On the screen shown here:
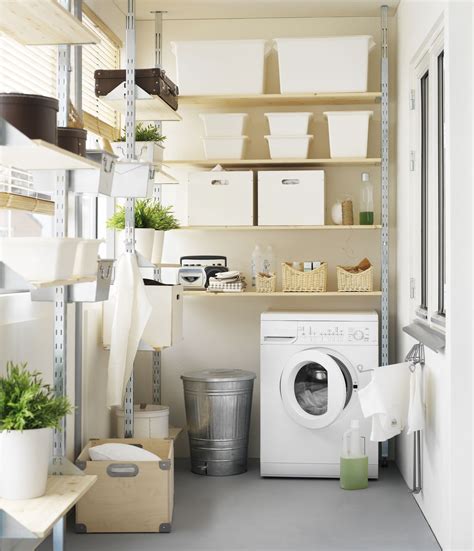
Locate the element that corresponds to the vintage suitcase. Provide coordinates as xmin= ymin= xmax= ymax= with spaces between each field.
xmin=94 ymin=68 xmax=179 ymax=110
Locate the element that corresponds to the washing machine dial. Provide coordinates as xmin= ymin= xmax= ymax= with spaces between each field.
xmin=353 ymin=329 xmax=365 ymax=341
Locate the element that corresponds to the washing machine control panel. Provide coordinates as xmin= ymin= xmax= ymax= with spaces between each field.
xmin=296 ymin=322 xmax=377 ymax=345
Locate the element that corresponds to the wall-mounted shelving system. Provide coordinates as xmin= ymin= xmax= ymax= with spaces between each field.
xmin=164 ymin=158 xmax=381 ymax=167
xmin=184 ymin=291 xmax=383 ymax=298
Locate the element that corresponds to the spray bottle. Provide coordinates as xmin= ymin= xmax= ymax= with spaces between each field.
xmin=340 ymin=420 xmax=369 ymax=490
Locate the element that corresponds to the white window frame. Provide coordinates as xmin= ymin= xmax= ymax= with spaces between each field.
xmin=409 ymin=27 xmax=446 ymax=331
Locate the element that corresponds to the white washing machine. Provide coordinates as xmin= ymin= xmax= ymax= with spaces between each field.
xmin=260 ymin=310 xmax=379 ymax=478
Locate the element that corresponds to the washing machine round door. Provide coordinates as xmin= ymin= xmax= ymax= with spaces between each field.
xmin=280 ymin=349 xmax=347 ymax=429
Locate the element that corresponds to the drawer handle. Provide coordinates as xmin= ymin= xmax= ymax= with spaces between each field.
xmin=107 ymin=463 xmax=139 ymax=477
xmin=211 ymin=179 xmax=229 ymax=186
xmin=281 ymin=179 xmax=300 ymax=185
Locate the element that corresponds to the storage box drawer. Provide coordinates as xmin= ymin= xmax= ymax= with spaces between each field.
xmin=103 ymin=284 xmax=183 ymax=349
xmin=75 ymin=438 xmax=174 ymax=533
xmin=188 ymin=171 xmax=254 ymax=226
xmin=258 ymin=170 xmax=325 ymax=226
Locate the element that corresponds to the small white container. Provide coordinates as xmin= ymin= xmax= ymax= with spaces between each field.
xmin=0 ymin=237 xmax=79 ymax=283
xmin=171 ymin=39 xmax=269 ymax=95
xmin=111 ymin=142 xmax=164 ymax=164
xmin=73 ymin=239 xmax=102 ymax=278
xmin=265 ymin=135 xmax=313 ymax=159
xmin=151 ymin=230 xmax=165 ymax=265
xmin=114 ymin=405 xmax=169 ymax=439
xmin=324 ymin=111 xmax=373 ymax=158
xmin=202 ymin=136 xmax=248 ymax=160
xmin=265 ymin=112 xmax=313 ymax=136
xmin=111 ymin=162 xmax=155 ymax=198
xmin=199 ymin=113 xmax=248 ymax=137
xmin=188 ymin=171 xmax=253 ymax=226
xmin=274 ymin=35 xmax=375 ymax=93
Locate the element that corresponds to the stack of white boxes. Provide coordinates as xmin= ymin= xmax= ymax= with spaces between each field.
xmin=264 ymin=112 xmax=313 ymax=159
xmin=199 ymin=113 xmax=248 ymax=159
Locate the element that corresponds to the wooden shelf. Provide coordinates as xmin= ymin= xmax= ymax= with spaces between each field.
xmin=0 ymin=0 xmax=99 ymax=45
xmin=30 ymin=275 xmax=96 ymax=289
xmin=184 ymin=291 xmax=382 ymax=297
xmin=0 ymin=475 xmax=97 ymax=538
xmin=164 ymin=158 xmax=381 ymax=168
xmin=0 ymin=140 xmax=101 ymax=171
xmin=177 ymin=225 xmax=382 ymax=231
xmin=179 ymin=92 xmax=382 ymax=108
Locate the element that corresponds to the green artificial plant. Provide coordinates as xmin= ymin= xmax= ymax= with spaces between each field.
xmin=117 ymin=122 xmax=166 ymax=144
xmin=0 ymin=362 xmax=73 ymax=431
xmin=106 ymin=199 xmax=180 ymax=231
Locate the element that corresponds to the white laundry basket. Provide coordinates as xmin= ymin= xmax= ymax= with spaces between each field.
xmin=114 ymin=405 xmax=169 ymax=439
xmin=324 ymin=111 xmax=373 ymax=158
xmin=171 ymin=39 xmax=269 ymax=95
xmin=274 ymin=36 xmax=375 ymax=93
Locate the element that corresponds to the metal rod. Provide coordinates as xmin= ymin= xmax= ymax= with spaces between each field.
xmin=52 ymin=517 xmax=65 ymax=551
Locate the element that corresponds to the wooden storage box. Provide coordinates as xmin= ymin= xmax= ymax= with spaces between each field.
xmin=75 ymin=438 xmax=174 ymax=533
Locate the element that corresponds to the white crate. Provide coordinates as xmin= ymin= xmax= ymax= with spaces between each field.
xmin=202 ymin=136 xmax=248 ymax=159
xmin=274 ymin=35 xmax=375 ymax=93
xmin=111 ymin=162 xmax=154 ymax=198
xmin=265 ymin=135 xmax=312 ymax=159
xmin=188 ymin=171 xmax=254 ymax=226
xmin=171 ymin=39 xmax=269 ymax=95
xmin=324 ymin=111 xmax=373 ymax=158
xmin=258 ymin=170 xmax=325 ymax=226
xmin=265 ymin=112 xmax=313 ymax=136
xmin=199 ymin=113 xmax=248 ymax=137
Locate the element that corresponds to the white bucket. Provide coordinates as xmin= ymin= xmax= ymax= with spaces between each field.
xmin=265 ymin=135 xmax=313 ymax=159
xmin=199 ymin=113 xmax=248 ymax=137
xmin=115 ymin=405 xmax=169 ymax=439
xmin=0 ymin=428 xmax=52 ymax=500
xmin=324 ymin=111 xmax=373 ymax=158
xmin=202 ymin=136 xmax=248 ymax=160
xmin=134 ymin=228 xmax=155 ymax=261
xmin=265 ymin=112 xmax=313 ymax=136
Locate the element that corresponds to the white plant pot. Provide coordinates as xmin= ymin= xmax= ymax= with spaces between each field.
xmin=111 ymin=141 xmax=164 ymax=164
xmin=0 ymin=428 xmax=52 ymax=500
xmin=134 ymin=228 xmax=156 ymax=261
xmin=151 ymin=231 xmax=165 ymax=265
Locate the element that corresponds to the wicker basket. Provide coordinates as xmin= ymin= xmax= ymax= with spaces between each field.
xmin=256 ymin=272 xmax=276 ymax=293
xmin=282 ymin=262 xmax=327 ymax=293
xmin=337 ymin=265 xmax=374 ymax=292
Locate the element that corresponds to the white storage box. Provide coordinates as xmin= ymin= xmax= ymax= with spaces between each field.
xmin=258 ymin=170 xmax=325 ymax=225
xmin=324 ymin=111 xmax=373 ymax=158
xmin=171 ymin=39 xmax=269 ymax=95
xmin=265 ymin=135 xmax=312 ymax=159
xmin=111 ymin=141 xmax=164 ymax=164
xmin=114 ymin=405 xmax=169 ymax=439
xmin=202 ymin=136 xmax=248 ymax=160
xmin=274 ymin=36 xmax=375 ymax=93
xmin=0 ymin=237 xmax=79 ymax=283
xmin=73 ymin=239 xmax=102 ymax=278
xmin=103 ymin=284 xmax=183 ymax=349
xmin=70 ymin=150 xmax=116 ymax=196
xmin=188 ymin=171 xmax=253 ymax=226
xmin=265 ymin=112 xmax=313 ymax=135
xmin=111 ymin=162 xmax=155 ymax=198
xmin=199 ymin=113 xmax=248 ymax=137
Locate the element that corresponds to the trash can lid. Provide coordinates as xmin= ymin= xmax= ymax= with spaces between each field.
xmin=181 ymin=369 xmax=256 ymax=382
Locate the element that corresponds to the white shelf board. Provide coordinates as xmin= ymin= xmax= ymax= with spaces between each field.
xmin=176 ymin=225 xmax=382 ymax=231
xmin=164 ymin=158 xmax=381 ymax=168
xmin=184 ymin=291 xmax=382 ymax=298
xmin=0 ymin=140 xmax=101 ymax=171
xmin=0 ymin=0 xmax=99 ymax=45
xmin=101 ymin=84 xmax=182 ymax=122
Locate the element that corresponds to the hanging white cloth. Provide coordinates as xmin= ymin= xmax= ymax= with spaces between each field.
xmin=407 ymin=363 xmax=424 ymax=435
xmin=358 ymin=362 xmax=411 ymax=441
xmin=107 ymin=253 xmax=152 ymax=407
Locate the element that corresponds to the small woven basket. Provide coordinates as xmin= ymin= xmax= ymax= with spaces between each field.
xmin=337 ymin=265 xmax=374 ymax=292
xmin=256 ymin=272 xmax=276 ymax=293
xmin=282 ymin=262 xmax=328 ymax=293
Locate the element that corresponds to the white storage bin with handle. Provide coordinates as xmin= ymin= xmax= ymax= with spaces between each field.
xmin=274 ymin=36 xmax=375 ymax=93
xmin=202 ymin=136 xmax=248 ymax=160
xmin=265 ymin=135 xmax=312 ymax=159
xmin=200 ymin=113 xmax=248 ymax=137
xmin=324 ymin=111 xmax=373 ymax=158
xmin=188 ymin=170 xmax=253 ymax=226
xmin=265 ymin=112 xmax=313 ymax=136
xmin=171 ymin=39 xmax=269 ymax=95
xmin=258 ymin=170 xmax=325 ymax=226
xmin=114 ymin=405 xmax=169 ymax=439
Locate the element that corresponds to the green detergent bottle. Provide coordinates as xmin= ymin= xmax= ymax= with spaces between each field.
xmin=340 ymin=420 xmax=368 ymax=490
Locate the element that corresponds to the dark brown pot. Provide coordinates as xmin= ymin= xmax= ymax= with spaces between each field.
xmin=0 ymin=93 xmax=59 ymax=144
xmin=57 ymin=127 xmax=87 ymax=157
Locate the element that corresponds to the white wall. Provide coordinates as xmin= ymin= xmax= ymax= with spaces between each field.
xmin=395 ymin=1 xmax=473 ymax=549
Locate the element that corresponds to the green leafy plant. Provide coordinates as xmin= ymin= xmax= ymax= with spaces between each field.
xmin=0 ymin=362 xmax=73 ymax=431
xmin=106 ymin=199 xmax=180 ymax=231
xmin=117 ymin=122 xmax=166 ymax=144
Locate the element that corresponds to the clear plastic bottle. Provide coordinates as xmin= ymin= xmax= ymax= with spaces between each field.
xmin=262 ymin=245 xmax=275 ymax=275
xmin=359 ymin=172 xmax=374 ymax=225
xmin=251 ymin=244 xmax=262 ymax=287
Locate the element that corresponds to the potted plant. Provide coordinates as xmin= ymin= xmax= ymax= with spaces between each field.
xmin=107 ymin=199 xmax=179 ymax=263
xmin=112 ymin=123 xmax=166 ymax=163
xmin=0 ymin=362 xmax=73 ymax=500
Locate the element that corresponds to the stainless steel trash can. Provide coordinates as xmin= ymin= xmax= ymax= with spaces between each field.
xmin=181 ymin=369 xmax=256 ymax=476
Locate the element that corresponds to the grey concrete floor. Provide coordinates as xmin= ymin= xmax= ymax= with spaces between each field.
xmin=40 ymin=459 xmax=440 ymax=551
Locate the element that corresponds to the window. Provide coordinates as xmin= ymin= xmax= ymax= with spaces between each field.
xmin=410 ymin=30 xmax=445 ymax=329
